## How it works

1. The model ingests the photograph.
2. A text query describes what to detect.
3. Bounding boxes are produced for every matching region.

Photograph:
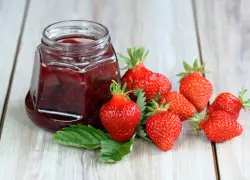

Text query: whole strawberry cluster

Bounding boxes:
[100,46,250,151]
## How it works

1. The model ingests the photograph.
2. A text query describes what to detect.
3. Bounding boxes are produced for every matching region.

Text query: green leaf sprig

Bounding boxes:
[100,134,135,163]
[134,89,153,142]
[53,125,109,149]
[53,125,134,163]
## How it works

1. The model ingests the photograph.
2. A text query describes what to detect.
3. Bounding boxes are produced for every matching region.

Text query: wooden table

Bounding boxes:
[0,0,249,179]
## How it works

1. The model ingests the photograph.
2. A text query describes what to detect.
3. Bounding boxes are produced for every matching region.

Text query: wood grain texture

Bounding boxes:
[195,0,250,179]
[0,0,27,122]
[0,0,216,179]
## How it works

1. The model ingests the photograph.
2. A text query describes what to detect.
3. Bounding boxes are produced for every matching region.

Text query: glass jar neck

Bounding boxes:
[41,20,110,56]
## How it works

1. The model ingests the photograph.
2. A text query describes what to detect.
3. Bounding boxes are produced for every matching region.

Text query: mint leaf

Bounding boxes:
[53,125,110,149]
[135,125,151,142]
[99,135,135,163]
[133,89,152,142]
[140,93,161,124]
[134,89,146,122]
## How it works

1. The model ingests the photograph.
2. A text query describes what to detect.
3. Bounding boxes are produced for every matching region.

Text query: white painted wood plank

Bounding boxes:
[0,0,216,179]
[195,0,250,179]
[0,0,26,121]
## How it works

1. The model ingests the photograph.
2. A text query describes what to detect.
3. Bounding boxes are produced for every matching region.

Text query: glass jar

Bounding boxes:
[25,20,121,131]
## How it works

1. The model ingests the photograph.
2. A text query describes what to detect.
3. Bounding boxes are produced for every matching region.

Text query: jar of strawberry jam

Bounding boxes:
[25,20,120,131]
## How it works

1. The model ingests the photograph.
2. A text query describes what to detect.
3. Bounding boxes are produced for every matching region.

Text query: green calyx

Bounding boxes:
[176,59,211,80]
[118,46,149,70]
[187,109,207,135]
[238,88,250,110]
[146,99,171,117]
[110,80,132,98]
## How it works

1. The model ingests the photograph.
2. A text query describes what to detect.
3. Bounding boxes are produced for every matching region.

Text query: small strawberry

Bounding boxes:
[188,110,243,142]
[159,92,197,121]
[177,59,213,112]
[119,47,171,101]
[100,81,140,142]
[208,88,250,120]
[145,100,182,151]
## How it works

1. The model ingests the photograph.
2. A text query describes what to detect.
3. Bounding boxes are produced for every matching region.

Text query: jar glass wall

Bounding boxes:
[25,20,121,131]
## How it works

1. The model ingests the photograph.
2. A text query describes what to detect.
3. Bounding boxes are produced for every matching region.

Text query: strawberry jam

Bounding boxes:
[25,20,120,131]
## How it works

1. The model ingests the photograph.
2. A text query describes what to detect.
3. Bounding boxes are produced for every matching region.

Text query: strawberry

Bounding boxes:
[60,38,81,44]
[145,101,182,151]
[119,47,171,101]
[159,92,197,121]
[100,81,140,142]
[178,59,213,112]
[208,88,250,120]
[189,110,243,142]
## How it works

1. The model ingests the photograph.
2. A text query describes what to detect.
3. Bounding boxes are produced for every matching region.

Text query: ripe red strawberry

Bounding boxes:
[189,110,243,142]
[159,92,197,121]
[100,81,140,142]
[145,101,182,151]
[208,89,250,120]
[119,47,171,101]
[178,59,213,112]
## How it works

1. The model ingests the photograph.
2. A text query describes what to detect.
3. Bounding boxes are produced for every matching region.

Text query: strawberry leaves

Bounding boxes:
[118,46,149,69]
[141,92,161,123]
[238,88,250,110]
[188,109,207,134]
[176,59,209,81]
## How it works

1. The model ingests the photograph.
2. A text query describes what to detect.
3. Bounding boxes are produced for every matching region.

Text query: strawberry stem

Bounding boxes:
[238,88,250,110]
[187,109,207,135]
[118,46,149,70]
[146,99,171,117]
[110,80,133,98]
[176,59,210,80]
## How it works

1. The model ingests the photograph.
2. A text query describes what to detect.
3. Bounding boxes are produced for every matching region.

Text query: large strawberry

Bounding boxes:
[159,92,197,121]
[208,88,250,120]
[145,100,182,151]
[119,47,171,101]
[178,59,213,112]
[189,110,243,142]
[100,81,140,142]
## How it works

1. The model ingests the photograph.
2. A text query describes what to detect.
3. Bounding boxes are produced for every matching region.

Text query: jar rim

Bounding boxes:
[41,20,110,53]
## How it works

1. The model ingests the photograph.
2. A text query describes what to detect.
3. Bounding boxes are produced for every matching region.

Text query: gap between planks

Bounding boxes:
[0,0,31,139]
[191,0,221,180]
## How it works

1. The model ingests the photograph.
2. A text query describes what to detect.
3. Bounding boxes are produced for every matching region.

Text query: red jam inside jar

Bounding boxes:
[25,20,120,131]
